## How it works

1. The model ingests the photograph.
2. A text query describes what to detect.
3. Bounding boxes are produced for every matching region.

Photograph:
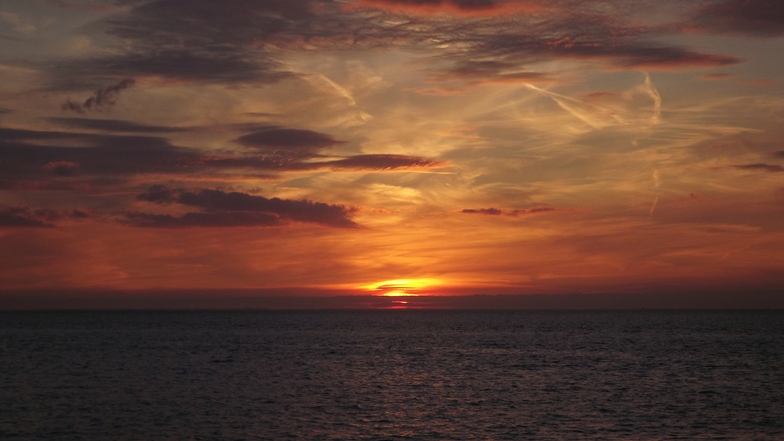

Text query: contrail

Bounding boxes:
[641,73,661,124]
[525,84,618,129]
[312,73,356,106]
[648,196,658,220]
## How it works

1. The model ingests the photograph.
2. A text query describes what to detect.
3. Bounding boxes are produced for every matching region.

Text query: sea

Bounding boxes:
[1,310,782,440]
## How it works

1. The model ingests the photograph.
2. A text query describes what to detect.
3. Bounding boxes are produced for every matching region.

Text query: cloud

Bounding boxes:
[124,211,285,228]
[462,207,503,215]
[69,50,289,85]
[46,117,189,133]
[47,0,743,93]
[136,185,358,228]
[234,128,344,158]
[0,207,54,228]
[323,154,445,170]
[462,206,560,216]
[468,33,739,72]
[0,207,90,228]
[49,0,120,12]
[700,73,734,80]
[0,126,444,182]
[693,0,784,36]
[352,0,543,17]
[52,0,315,87]
[0,128,198,177]
[43,161,80,177]
[61,79,136,113]
[731,163,784,172]
[136,184,177,203]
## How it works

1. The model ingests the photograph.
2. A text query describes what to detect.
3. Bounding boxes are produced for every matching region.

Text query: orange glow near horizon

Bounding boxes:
[362,278,444,296]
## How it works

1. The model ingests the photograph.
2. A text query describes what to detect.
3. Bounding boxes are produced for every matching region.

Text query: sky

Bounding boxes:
[1,0,783,307]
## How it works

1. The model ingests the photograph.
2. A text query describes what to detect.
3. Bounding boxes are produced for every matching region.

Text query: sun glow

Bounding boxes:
[362,278,442,296]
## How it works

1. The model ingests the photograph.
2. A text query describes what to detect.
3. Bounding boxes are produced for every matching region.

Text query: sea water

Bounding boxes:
[1,310,783,440]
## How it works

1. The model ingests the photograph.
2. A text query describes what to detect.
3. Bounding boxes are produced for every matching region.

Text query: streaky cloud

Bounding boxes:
[731,163,784,173]
[462,206,560,216]
[136,185,359,228]
[323,154,446,170]
[124,211,285,228]
[0,207,90,228]
[234,128,343,151]
[45,117,190,133]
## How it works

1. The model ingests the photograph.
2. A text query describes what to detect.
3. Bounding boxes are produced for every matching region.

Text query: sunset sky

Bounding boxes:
[1,0,783,306]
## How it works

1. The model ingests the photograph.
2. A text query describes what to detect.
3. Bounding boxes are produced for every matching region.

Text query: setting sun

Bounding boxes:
[362,278,443,296]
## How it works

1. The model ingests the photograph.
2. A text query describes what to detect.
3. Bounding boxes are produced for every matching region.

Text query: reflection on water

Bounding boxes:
[1,310,783,439]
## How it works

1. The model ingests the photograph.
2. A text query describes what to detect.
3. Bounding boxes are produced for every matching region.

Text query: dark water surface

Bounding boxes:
[1,310,783,440]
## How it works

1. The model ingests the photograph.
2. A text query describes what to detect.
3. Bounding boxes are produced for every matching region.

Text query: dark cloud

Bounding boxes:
[731,163,784,172]
[0,207,90,228]
[49,0,742,92]
[200,153,445,172]
[54,0,317,86]
[0,108,12,115]
[366,0,501,7]
[355,0,510,15]
[43,161,80,177]
[61,79,135,113]
[0,126,444,183]
[694,0,784,36]
[0,207,54,228]
[136,184,177,203]
[0,129,197,177]
[46,117,189,133]
[462,207,503,215]
[136,185,358,228]
[462,206,560,216]
[0,177,124,192]
[324,154,445,170]
[234,128,344,159]
[124,211,284,228]
[72,50,288,85]
[774,151,784,158]
[465,31,739,73]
